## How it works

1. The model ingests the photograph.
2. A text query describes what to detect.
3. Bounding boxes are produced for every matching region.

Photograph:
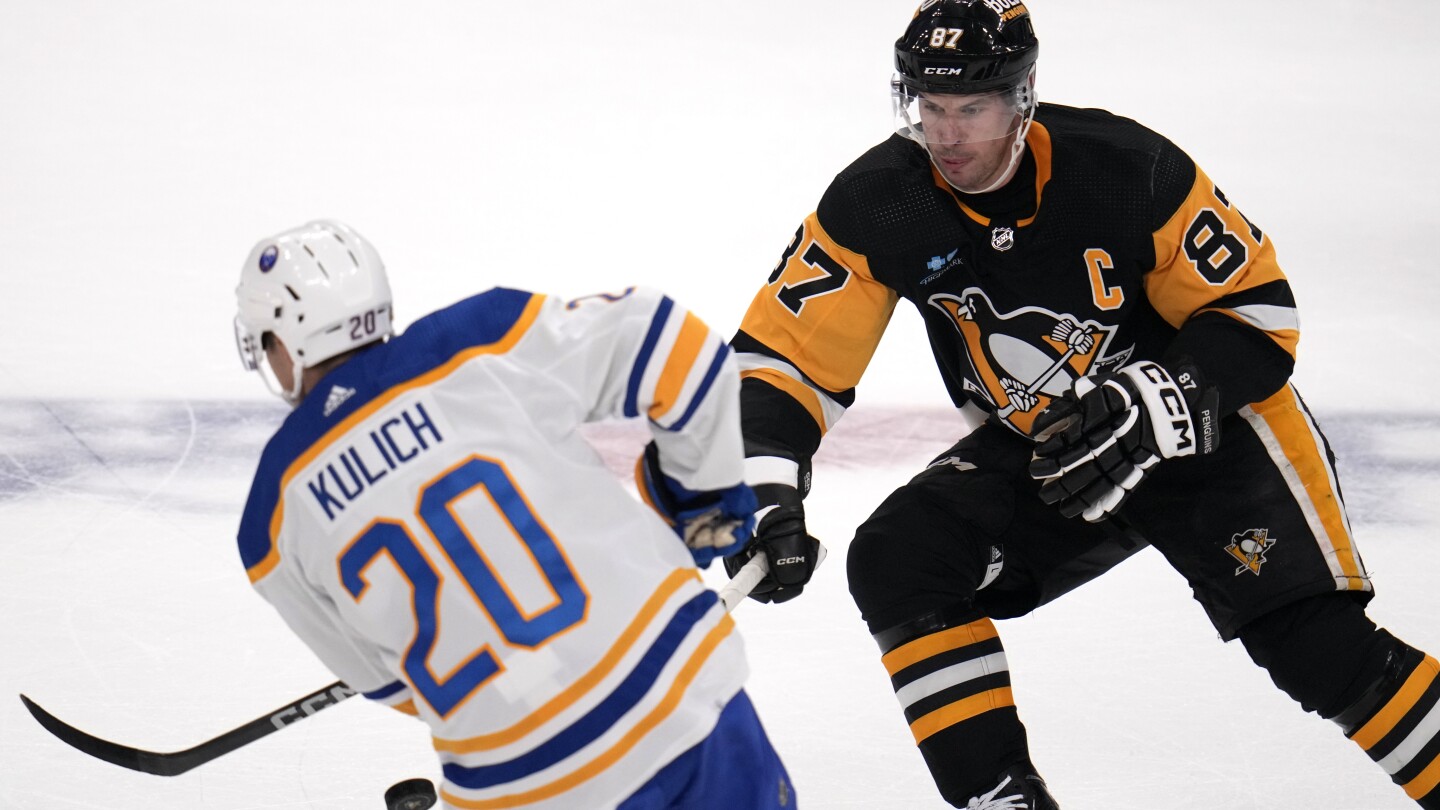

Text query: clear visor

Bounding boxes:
[892,77,1034,147]
[233,315,262,372]
[234,316,298,403]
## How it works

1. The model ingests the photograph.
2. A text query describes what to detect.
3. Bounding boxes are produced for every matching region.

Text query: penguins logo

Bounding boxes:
[1226,528,1276,576]
[928,289,1127,434]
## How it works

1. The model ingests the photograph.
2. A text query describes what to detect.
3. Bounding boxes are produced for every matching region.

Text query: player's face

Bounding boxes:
[916,92,1021,191]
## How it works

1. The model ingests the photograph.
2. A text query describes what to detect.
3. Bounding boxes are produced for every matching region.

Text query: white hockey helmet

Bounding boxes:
[234,220,393,404]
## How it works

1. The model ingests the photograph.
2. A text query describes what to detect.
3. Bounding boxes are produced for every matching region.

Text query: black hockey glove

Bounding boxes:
[722,482,821,604]
[1028,360,1218,522]
[637,442,757,569]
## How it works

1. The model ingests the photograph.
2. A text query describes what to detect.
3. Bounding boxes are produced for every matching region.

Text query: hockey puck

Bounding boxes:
[384,777,438,810]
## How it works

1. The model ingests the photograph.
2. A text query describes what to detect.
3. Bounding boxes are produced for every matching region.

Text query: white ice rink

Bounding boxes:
[3,1,1439,808]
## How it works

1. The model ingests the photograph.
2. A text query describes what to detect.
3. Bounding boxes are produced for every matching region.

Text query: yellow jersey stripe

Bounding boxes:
[648,312,709,422]
[433,568,701,753]
[739,367,830,434]
[442,614,736,809]
[1251,387,1364,587]
[632,455,673,526]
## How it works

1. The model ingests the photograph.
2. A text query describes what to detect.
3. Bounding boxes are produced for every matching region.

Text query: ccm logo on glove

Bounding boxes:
[1134,362,1195,457]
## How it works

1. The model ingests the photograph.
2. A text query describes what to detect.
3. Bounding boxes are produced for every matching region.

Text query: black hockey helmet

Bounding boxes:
[894,0,1039,95]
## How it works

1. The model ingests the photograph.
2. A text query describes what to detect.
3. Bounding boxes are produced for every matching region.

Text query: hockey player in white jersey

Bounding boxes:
[232,220,795,809]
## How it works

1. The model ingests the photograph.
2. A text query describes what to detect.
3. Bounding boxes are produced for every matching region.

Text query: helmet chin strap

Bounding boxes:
[257,345,307,407]
[281,350,306,408]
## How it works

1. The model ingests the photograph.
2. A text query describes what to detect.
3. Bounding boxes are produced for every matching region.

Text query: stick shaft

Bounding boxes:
[22,557,768,776]
[717,551,770,612]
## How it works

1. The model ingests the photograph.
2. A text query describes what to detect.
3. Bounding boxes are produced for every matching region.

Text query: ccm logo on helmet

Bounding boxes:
[923,67,968,75]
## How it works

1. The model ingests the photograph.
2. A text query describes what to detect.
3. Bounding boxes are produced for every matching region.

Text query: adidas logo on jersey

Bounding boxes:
[926,455,978,471]
[322,385,356,417]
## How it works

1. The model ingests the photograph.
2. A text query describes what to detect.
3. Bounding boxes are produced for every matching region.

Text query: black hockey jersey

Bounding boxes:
[733,103,1298,461]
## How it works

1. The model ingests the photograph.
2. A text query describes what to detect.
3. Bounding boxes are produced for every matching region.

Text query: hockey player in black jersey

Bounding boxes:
[723,1,1440,807]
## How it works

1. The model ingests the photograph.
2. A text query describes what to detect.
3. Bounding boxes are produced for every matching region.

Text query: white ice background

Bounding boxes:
[2,1,1439,808]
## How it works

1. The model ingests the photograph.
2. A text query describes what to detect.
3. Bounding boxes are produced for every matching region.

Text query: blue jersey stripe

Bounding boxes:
[442,590,717,789]
[623,297,674,419]
[664,343,730,433]
[364,680,408,701]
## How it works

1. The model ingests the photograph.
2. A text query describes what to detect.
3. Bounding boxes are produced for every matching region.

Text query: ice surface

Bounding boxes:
[2,403,1437,808]
[2,0,1439,807]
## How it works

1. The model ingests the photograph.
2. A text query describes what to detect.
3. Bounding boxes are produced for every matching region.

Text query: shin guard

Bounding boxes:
[875,606,1029,805]
[1331,646,1440,807]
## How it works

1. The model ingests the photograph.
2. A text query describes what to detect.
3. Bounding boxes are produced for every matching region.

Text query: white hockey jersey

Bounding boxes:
[238,287,750,810]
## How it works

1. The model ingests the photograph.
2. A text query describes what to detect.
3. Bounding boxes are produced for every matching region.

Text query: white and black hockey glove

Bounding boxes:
[723,456,822,604]
[1028,360,1219,522]
[638,442,757,569]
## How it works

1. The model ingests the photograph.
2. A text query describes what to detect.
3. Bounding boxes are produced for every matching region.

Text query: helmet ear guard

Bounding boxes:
[233,220,393,404]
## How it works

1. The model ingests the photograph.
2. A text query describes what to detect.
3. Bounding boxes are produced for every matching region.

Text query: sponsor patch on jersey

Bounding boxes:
[1225,528,1276,576]
[921,249,964,285]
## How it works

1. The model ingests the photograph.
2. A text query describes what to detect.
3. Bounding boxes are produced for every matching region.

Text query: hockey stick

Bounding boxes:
[19,553,776,777]
[19,681,358,777]
[718,549,770,611]
[717,539,828,611]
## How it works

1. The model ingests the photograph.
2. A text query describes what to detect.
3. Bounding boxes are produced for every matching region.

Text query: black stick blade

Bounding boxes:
[20,694,188,775]
[19,681,356,777]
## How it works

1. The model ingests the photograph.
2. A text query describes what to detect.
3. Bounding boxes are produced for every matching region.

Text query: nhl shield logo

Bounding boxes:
[990,227,1015,252]
[1225,528,1276,576]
